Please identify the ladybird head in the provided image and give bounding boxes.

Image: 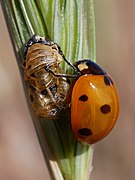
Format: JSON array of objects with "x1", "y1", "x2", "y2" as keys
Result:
[{"x1": 74, "y1": 59, "x2": 106, "y2": 75}]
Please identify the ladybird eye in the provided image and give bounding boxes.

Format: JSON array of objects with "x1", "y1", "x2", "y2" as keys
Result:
[
  {"x1": 78, "y1": 128, "x2": 93, "y2": 136},
  {"x1": 100, "y1": 104, "x2": 111, "y2": 114}
]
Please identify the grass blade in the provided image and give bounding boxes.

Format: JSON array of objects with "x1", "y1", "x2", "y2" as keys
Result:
[{"x1": 1, "y1": 0, "x2": 95, "y2": 179}]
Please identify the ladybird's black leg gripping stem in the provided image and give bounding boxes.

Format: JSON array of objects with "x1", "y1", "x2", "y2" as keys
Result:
[
  {"x1": 57, "y1": 45, "x2": 77, "y2": 72},
  {"x1": 62, "y1": 55, "x2": 77, "y2": 72},
  {"x1": 45, "y1": 66, "x2": 79, "y2": 78}
]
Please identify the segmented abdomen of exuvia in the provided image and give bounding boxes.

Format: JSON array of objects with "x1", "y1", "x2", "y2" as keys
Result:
[
  {"x1": 23, "y1": 43, "x2": 63, "y2": 82},
  {"x1": 29, "y1": 76, "x2": 70, "y2": 119},
  {"x1": 23, "y1": 43, "x2": 70, "y2": 119}
]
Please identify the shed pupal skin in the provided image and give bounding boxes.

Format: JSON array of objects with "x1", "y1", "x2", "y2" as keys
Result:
[{"x1": 22, "y1": 35, "x2": 73, "y2": 119}]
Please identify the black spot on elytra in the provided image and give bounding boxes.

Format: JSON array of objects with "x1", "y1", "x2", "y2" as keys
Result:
[
  {"x1": 30, "y1": 95, "x2": 33, "y2": 102},
  {"x1": 104, "y1": 75, "x2": 113, "y2": 86},
  {"x1": 78, "y1": 128, "x2": 93, "y2": 136},
  {"x1": 100, "y1": 104, "x2": 111, "y2": 114},
  {"x1": 79, "y1": 94, "x2": 88, "y2": 102},
  {"x1": 41, "y1": 89, "x2": 48, "y2": 95}
]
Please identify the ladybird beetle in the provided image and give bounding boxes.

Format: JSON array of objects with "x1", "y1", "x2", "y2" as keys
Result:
[
  {"x1": 22, "y1": 35, "x2": 76, "y2": 119},
  {"x1": 71, "y1": 59, "x2": 119, "y2": 144}
]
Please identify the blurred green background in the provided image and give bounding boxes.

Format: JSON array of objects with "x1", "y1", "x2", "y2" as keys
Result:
[{"x1": 0, "y1": 1, "x2": 134, "y2": 179}]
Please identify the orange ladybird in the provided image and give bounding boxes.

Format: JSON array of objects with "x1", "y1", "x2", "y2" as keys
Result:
[{"x1": 71, "y1": 59, "x2": 119, "y2": 144}]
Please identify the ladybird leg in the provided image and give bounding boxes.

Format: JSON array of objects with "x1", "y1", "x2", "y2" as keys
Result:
[
  {"x1": 56, "y1": 44, "x2": 77, "y2": 72},
  {"x1": 45, "y1": 66, "x2": 78, "y2": 78},
  {"x1": 62, "y1": 55, "x2": 77, "y2": 72}
]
